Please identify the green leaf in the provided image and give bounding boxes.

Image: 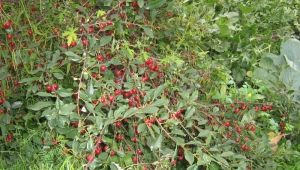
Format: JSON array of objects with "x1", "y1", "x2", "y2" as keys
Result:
[
  {"x1": 220, "y1": 151, "x2": 234, "y2": 157},
  {"x1": 143, "y1": 27, "x2": 154, "y2": 38},
  {"x1": 114, "y1": 105, "x2": 128, "y2": 119},
  {"x1": 146, "y1": 0, "x2": 166, "y2": 9},
  {"x1": 123, "y1": 108, "x2": 137, "y2": 118},
  {"x1": 62, "y1": 27, "x2": 78, "y2": 45},
  {"x1": 57, "y1": 89, "x2": 73, "y2": 97},
  {"x1": 65, "y1": 51, "x2": 81, "y2": 62},
  {"x1": 100, "y1": 36, "x2": 112, "y2": 46},
  {"x1": 138, "y1": 0, "x2": 144, "y2": 7},
  {"x1": 36, "y1": 92, "x2": 55, "y2": 97},
  {"x1": 138, "y1": 123, "x2": 147, "y2": 133},
  {"x1": 137, "y1": 106, "x2": 159, "y2": 114},
  {"x1": 152, "y1": 99, "x2": 169, "y2": 107},
  {"x1": 151, "y1": 134, "x2": 163, "y2": 150},
  {"x1": 190, "y1": 91, "x2": 198, "y2": 101},
  {"x1": 185, "y1": 107, "x2": 196, "y2": 119},
  {"x1": 27, "y1": 101, "x2": 54, "y2": 111},
  {"x1": 153, "y1": 85, "x2": 165, "y2": 100},
  {"x1": 184, "y1": 149, "x2": 195, "y2": 165},
  {"x1": 59, "y1": 103, "x2": 76, "y2": 115}
]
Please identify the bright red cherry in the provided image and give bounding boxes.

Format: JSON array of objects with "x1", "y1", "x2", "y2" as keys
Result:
[
  {"x1": 27, "y1": 29, "x2": 33, "y2": 36},
  {"x1": 86, "y1": 154, "x2": 94, "y2": 162},
  {"x1": 69, "y1": 41, "x2": 77, "y2": 47},
  {"x1": 100, "y1": 65, "x2": 107, "y2": 72},
  {"x1": 131, "y1": 1, "x2": 139, "y2": 8},
  {"x1": 115, "y1": 134, "x2": 124, "y2": 142},
  {"x1": 96, "y1": 54, "x2": 104, "y2": 62},
  {"x1": 82, "y1": 38, "x2": 89, "y2": 47},
  {"x1": 95, "y1": 146, "x2": 102, "y2": 155},
  {"x1": 46, "y1": 85, "x2": 53, "y2": 93},
  {"x1": 114, "y1": 89, "x2": 122, "y2": 96},
  {"x1": 114, "y1": 121, "x2": 122, "y2": 128},
  {"x1": 131, "y1": 137, "x2": 138, "y2": 143},
  {"x1": 110, "y1": 150, "x2": 116, "y2": 157},
  {"x1": 103, "y1": 145, "x2": 109, "y2": 152},
  {"x1": 136, "y1": 149, "x2": 143, "y2": 155},
  {"x1": 224, "y1": 121, "x2": 231, "y2": 127},
  {"x1": 132, "y1": 156, "x2": 138, "y2": 164},
  {"x1": 2, "y1": 20, "x2": 12, "y2": 30},
  {"x1": 6, "y1": 34, "x2": 13, "y2": 40}
]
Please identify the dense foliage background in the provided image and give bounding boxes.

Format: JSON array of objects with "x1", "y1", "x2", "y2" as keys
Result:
[{"x1": 0, "y1": 0, "x2": 300, "y2": 169}]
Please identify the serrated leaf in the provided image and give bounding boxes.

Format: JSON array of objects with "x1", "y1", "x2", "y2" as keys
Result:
[
  {"x1": 27, "y1": 101, "x2": 54, "y2": 111},
  {"x1": 114, "y1": 105, "x2": 128, "y2": 118},
  {"x1": 123, "y1": 108, "x2": 137, "y2": 118},
  {"x1": 151, "y1": 134, "x2": 163, "y2": 150},
  {"x1": 185, "y1": 107, "x2": 196, "y2": 119},
  {"x1": 138, "y1": 123, "x2": 147, "y2": 133},
  {"x1": 57, "y1": 89, "x2": 73, "y2": 97},
  {"x1": 59, "y1": 103, "x2": 76, "y2": 115}
]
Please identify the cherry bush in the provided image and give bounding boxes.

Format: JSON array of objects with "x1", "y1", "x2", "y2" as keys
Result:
[{"x1": 0, "y1": 1, "x2": 299, "y2": 169}]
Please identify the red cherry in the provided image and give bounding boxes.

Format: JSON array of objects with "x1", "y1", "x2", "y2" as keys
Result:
[
  {"x1": 6, "y1": 34, "x2": 13, "y2": 40},
  {"x1": 82, "y1": 38, "x2": 89, "y2": 47},
  {"x1": 108, "y1": 95, "x2": 115, "y2": 103},
  {"x1": 234, "y1": 108, "x2": 240, "y2": 114},
  {"x1": 110, "y1": 150, "x2": 116, "y2": 157},
  {"x1": 103, "y1": 145, "x2": 109, "y2": 152},
  {"x1": 145, "y1": 58, "x2": 153, "y2": 66},
  {"x1": 130, "y1": 88, "x2": 138, "y2": 95},
  {"x1": 96, "y1": 54, "x2": 104, "y2": 62},
  {"x1": 5, "y1": 133, "x2": 13, "y2": 142},
  {"x1": 114, "y1": 89, "x2": 123, "y2": 96},
  {"x1": 0, "y1": 98, "x2": 5, "y2": 105},
  {"x1": 46, "y1": 85, "x2": 53, "y2": 93},
  {"x1": 27, "y1": 29, "x2": 33, "y2": 36},
  {"x1": 235, "y1": 126, "x2": 242, "y2": 134},
  {"x1": 177, "y1": 156, "x2": 184, "y2": 161},
  {"x1": 225, "y1": 132, "x2": 232, "y2": 139},
  {"x1": 123, "y1": 92, "x2": 132, "y2": 98},
  {"x1": 178, "y1": 147, "x2": 184, "y2": 156},
  {"x1": 70, "y1": 121, "x2": 79, "y2": 128},
  {"x1": 8, "y1": 41, "x2": 15, "y2": 50},
  {"x1": 224, "y1": 121, "x2": 231, "y2": 127},
  {"x1": 115, "y1": 134, "x2": 124, "y2": 142},
  {"x1": 86, "y1": 154, "x2": 94, "y2": 163},
  {"x1": 114, "y1": 69, "x2": 123, "y2": 77},
  {"x1": 131, "y1": 1, "x2": 139, "y2": 8},
  {"x1": 95, "y1": 146, "x2": 102, "y2": 155},
  {"x1": 241, "y1": 144, "x2": 250, "y2": 152},
  {"x1": 99, "y1": 23, "x2": 106, "y2": 30},
  {"x1": 2, "y1": 20, "x2": 12, "y2": 30},
  {"x1": 136, "y1": 149, "x2": 143, "y2": 155},
  {"x1": 99, "y1": 96, "x2": 107, "y2": 104},
  {"x1": 261, "y1": 105, "x2": 268, "y2": 112},
  {"x1": 52, "y1": 84, "x2": 59, "y2": 91},
  {"x1": 132, "y1": 156, "x2": 138, "y2": 164},
  {"x1": 128, "y1": 99, "x2": 136, "y2": 107},
  {"x1": 88, "y1": 25, "x2": 94, "y2": 33},
  {"x1": 131, "y1": 137, "x2": 138, "y2": 143},
  {"x1": 114, "y1": 121, "x2": 122, "y2": 128},
  {"x1": 141, "y1": 75, "x2": 149, "y2": 82},
  {"x1": 69, "y1": 41, "x2": 77, "y2": 47},
  {"x1": 100, "y1": 65, "x2": 107, "y2": 72},
  {"x1": 106, "y1": 20, "x2": 113, "y2": 26}
]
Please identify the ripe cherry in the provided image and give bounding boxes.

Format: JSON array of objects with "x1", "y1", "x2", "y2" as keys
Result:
[
  {"x1": 100, "y1": 65, "x2": 107, "y2": 72},
  {"x1": 114, "y1": 89, "x2": 122, "y2": 96},
  {"x1": 136, "y1": 149, "x2": 143, "y2": 155},
  {"x1": 224, "y1": 121, "x2": 231, "y2": 127},
  {"x1": 114, "y1": 121, "x2": 122, "y2": 128},
  {"x1": 115, "y1": 134, "x2": 124, "y2": 142},
  {"x1": 6, "y1": 34, "x2": 13, "y2": 41},
  {"x1": 96, "y1": 54, "x2": 104, "y2": 62},
  {"x1": 241, "y1": 144, "x2": 250, "y2": 152},
  {"x1": 131, "y1": 137, "x2": 138, "y2": 143},
  {"x1": 69, "y1": 41, "x2": 77, "y2": 47},
  {"x1": 103, "y1": 145, "x2": 109, "y2": 152},
  {"x1": 95, "y1": 146, "x2": 102, "y2": 155},
  {"x1": 86, "y1": 154, "x2": 94, "y2": 163},
  {"x1": 234, "y1": 108, "x2": 240, "y2": 114},
  {"x1": 261, "y1": 105, "x2": 268, "y2": 112},
  {"x1": 0, "y1": 98, "x2": 5, "y2": 105},
  {"x1": 99, "y1": 23, "x2": 106, "y2": 30},
  {"x1": 132, "y1": 156, "x2": 138, "y2": 164},
  {"x1": 254, "y1": 106, "x2": 259, "y2": 112},
  {"x1": 177, "y1": 156, "x2": 184, "y2": 161},
  {"x1": 52, "y1": 84, "x2": 59, "y2": 91},
  {"x1": 2, "y1": 20, "x2": 12, "y2": 30},
  {"x1": 99, "y1": 96, "x2": 107, "y2": 104},
  {"x1": 235, "y1": 126, "x2": 242, "y2": 134},
  {"x1": 82, "y1": 38, "x2": 89, "y2": 47},
  {"x1": 27, "y1": 29, "x2": 33, "y2": 36},
  {"x1": 108, "y1": 95, "x2": 115, "y2": 103},
  {"x1": 46, "y1": 85, "x2": 53, "y2": 93},
  {"x1": 110, "y1": 150, "x2": 116, "y2": 157},
  {"x1": 5, "y1": 133, "x2": 13, "y2": 142},
  {"x1": 131, "y1": 1, "x2": 139, "y2": 8}
]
